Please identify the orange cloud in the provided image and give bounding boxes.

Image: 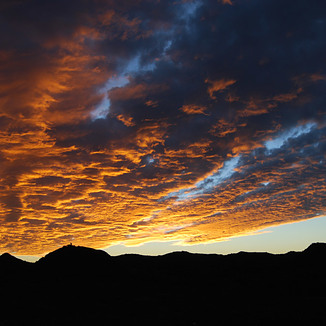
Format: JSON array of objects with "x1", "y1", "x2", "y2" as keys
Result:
[
  {"x1": 240, "y1": 88, "x2": 302, "y2": 117},
  {"x1": 0, "y1": 0, "x2": 325, "y2": 258},
  {"x1": 145, "y1": 100, "x2": 159, "y2": 108},
  {"x1": 205, "y1": 79, "x2": 236, "y2": 99},
  {"x1": 209, "y1": 119, "x2": 237, "y2": 137},
  {"x1": 0, "y1": 122, "x2": 325, "y2": 256},
  {"x1": 180, "y1": 104, "x2": 207, "y2": 115},
  {"x1": 116, "y1": 114, "x2": 135, "y2": 127},
  {"x1": 273, "y1": 89, "x2": 302, "y2": 103},
  {"x1": 220, "y1": 0, "x2": 233, "y2": 5},
  {"x1": 135, "y1": 121, "x2": 169, "y2": 148},
  {"x1": 309, "y1": 74, "x2": 326, "y2": 82}
]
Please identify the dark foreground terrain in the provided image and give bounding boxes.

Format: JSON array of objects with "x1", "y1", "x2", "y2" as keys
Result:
[{"x1": 1, "y1": 243, "x2": 326, "y2": 325}]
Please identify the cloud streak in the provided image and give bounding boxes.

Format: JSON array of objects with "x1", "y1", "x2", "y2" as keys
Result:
[{"x1": 162, "y1": 155, "x2": 241, "y2": 201}]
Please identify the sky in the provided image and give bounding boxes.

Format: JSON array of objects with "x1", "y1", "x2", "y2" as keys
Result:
[{"x1": 1, "y1": 0, "x2": 326, "y2": 258}]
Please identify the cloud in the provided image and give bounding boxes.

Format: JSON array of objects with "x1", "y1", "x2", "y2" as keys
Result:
[
  {"x1": 162, "y1": 155, "x2": 241, "y2": 201},
  {"x1": 220, "y1": 0, "x2": 233, "y2": 5},
  {"x1": 264, "y1": 122, "x2": 317, "y2": 151},
  {"x1": 180, "y1": 104, "x2": 207, "y2": 115},
  {"x1": 0, "y1": 0, "x2": 326, "y2": 254},
  {"x1": 109, "y1": 83, "x2": 167, "y2": 101},
  {"x1": 116, "y1": 114, "x2": 136, "y2": 127},
  {"x1": 205, "y1": 79, "x2": 237, "y2": 100}
]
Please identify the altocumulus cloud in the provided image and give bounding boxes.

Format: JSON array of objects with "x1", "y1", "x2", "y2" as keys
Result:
[{"x1": 0, "y1": 0, "x2": 325, "y2": 254}]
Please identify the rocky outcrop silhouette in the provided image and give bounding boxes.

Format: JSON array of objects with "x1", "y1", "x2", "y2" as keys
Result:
[{"x1": 1, "y1": 243, "x2": 326, "y2": 325}]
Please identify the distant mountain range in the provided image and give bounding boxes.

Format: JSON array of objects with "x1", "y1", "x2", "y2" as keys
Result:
[{"x1": 1, "y1": 243, "x2": 326, "y2": 325}]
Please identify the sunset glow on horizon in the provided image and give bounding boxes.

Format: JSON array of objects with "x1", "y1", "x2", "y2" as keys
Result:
[{"x1": 1, "y1": 0, "x2": 325, "y2": 256}]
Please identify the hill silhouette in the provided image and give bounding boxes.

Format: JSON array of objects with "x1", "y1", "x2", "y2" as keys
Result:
[
  {"x1": 303, "y1": 242, "x2": 326, "y2": 255},
  {"x1": 1, "y1": 243, "x2": 326, "y2": 325},
  {"x1": 0, "y1": 252, "x2": 30, "y2": 267},
  {"x1": 36, "y1": 244, "x2": 111, "y2": 275}
]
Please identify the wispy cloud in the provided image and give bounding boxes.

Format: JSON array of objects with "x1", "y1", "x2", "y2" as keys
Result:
[
  {"x1": 265, "y1": 122, "x2": 317, "y2": 152},
  {"x1": 162, "y1": 155, "x2": 241, "y2": 202}
]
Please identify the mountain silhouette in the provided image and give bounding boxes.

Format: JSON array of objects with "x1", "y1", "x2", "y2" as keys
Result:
[
  {"x1": 303, "y1": 242, "x2": 326, "y2": 255},
  {"x1": 0, "y1": 252, "x2": 24, "y2": 265},
  {"x1": 0, "y1": 252, "x2": 32, "y2": 276},
  {"x1": 36, "y1": 244, "x2": 111, "y2": 275},
  {"x1": 1, "y1": 243, "x2": 326, "y2": 326}
]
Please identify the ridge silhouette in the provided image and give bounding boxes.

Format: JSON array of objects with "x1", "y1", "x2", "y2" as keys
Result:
[
  {"x1": 303, "y1": 241, "x2": 326, "y2": 255},
  {"x1": 0, "y1": 252, "x2": 32, "y2": 274},
  {"x1": 1, "y1": 243, "x2": 326, "y2": 325},
  {"x1": 36, "y1": 244, "x2": 111, "y2": 275},
  {"x1": 0, "y1": 252, "x2": 26, "y2": 265}
]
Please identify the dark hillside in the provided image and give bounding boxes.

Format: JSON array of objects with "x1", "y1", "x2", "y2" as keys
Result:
[
  {"x1": 1, "y1": 244, "x2": 326, "y2": 325},
  {"x1": 36, "y1": 244, "x2": 111, "y2": 276}
]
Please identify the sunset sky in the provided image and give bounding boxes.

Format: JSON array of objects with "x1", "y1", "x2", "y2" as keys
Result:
[{"x1": 1, "y1": 0, "x2": 326, "y2": 258}]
